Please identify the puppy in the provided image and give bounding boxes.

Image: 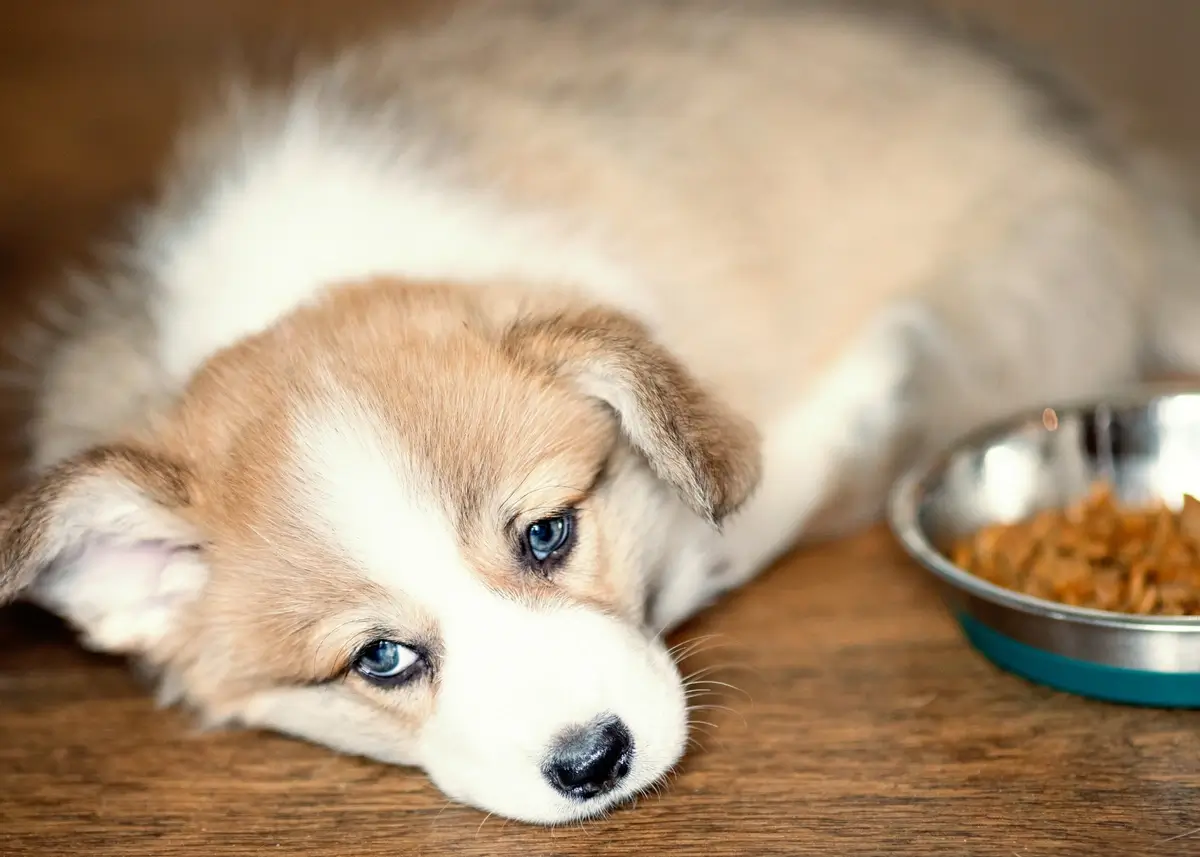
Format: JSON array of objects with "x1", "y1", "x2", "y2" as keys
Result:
[{"x1": 2, "y1": 0, "x2": 1199, "y2": 825}]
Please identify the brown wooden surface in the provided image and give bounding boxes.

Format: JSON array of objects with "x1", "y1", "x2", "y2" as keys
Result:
[{"x1": 2, "y1": 3, "x2": 1200, "y2": 855}]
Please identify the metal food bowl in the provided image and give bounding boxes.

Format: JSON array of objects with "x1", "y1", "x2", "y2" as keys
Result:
[{"x1": 888, "y1": 384, "x2": 1200, "y2": 708}]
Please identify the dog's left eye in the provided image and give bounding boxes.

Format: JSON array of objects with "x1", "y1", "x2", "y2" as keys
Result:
[
  {"x1": 524, "y1": 513, "x2": 575, "y2": 564},
  {"x1": 353, "y1": 640, "x2": 423, "y2": 686}
]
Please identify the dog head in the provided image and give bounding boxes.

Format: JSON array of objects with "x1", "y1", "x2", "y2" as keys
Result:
[{"x1": 0, "y1": 279, "x2": 760, "y2": 824}]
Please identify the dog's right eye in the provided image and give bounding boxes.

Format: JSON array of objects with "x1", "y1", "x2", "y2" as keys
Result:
[
  {"x1": 526, "y1": 515, "x2": 572, "y2": 561},
  {"x1": 519, "y1": 510, "x2": 577, "y2": 575},
  {"x1": 353, "y1": 640, "x2": 424, "y2": 687}
]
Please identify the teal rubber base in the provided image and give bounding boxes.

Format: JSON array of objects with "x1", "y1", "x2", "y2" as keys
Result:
[{"x1": 958, "y1": 615, "x2": 1200, "y2": 709}]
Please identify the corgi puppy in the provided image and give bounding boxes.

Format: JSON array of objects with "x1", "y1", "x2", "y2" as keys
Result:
[{"x1": 2, "y1": 0, "x2": 1199, "y2": 825}]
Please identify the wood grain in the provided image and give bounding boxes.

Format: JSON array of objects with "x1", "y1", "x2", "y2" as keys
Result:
[{"x1": 1, "y1": 2, "x2": 1199, "y2": 855}]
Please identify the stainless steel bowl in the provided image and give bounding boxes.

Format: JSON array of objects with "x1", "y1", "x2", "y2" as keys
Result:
[{"x1": 888, "y1": 384, "x2": 1200, "y2": 707}]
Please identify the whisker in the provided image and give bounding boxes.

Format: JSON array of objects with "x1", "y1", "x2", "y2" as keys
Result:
[
  {"x1": 431, "y1": 799, "x2": 454, "y2": 826},
  {"x1": 683, "y1": 674, "x2": 752, "y2": 703},
  {"x1": 687, "y1": 702, "x2": 748, "y2": 729},
  {"x1": 500, "y1": 482, "x2": 587, "y2": 516},
  {"x1": 683, "y1": 662, "x2": 760, "y2": 680},
  {"x1": 667, "y1": 633, "x2": 723, "y2": 658},
  {"x1": 687, "y1": 703, "x2": 741, "y2": 713},
  {"x1": 684, "y1": 678, "x2": 744, "y2": 692},
  {"x1": 474, "y1": 811, "x2": 494, "y2": 837},
  {"x1": 667, "y1": 635, "x2": 733, "y2": 664},
  {"x1": 1160, "y1": 827, "x2": 1200, "y2": 844},
  {"x1": 683, "y1": 678, "x2": 753, "y2": 701}
]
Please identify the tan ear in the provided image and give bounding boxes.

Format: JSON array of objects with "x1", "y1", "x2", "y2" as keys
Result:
[
  {"x1": 0, "y1": 444, "x2": 207, "y2": 653},
  {"x1": 504, "y1": 308, "x2": 761, "y2": 524}
]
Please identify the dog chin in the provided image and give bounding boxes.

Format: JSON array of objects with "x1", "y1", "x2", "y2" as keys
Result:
[{"x1": 431, "y1": 762, "x2": 679, "y2": 827}]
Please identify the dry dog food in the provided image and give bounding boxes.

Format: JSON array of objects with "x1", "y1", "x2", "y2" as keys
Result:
[{"x1": 950, "y1": 482, "x2": 1200, "y2": 616}]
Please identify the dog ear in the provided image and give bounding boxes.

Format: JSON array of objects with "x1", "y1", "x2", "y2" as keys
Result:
[
  {"x1": 504, "y1": 308, "x2": 761, "y2": 525},
  {"x1": 0, "y1": 444, "x2": 207, "y2": 654}
]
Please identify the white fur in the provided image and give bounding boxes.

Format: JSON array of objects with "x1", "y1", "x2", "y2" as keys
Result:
[
  {"x1": 29, "y1": 477, "x2": 207, "y2": 653},
  {"x1": 146, "y1": 96, "x2": 653, "y2": 386},
  {"x1": 280, "y1": 389, "x2": 687, "y2": 824}
]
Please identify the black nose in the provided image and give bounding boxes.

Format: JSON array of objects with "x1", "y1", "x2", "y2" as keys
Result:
[{"x1": 543, "y1": 717, "x2": 634, "y2": 800}]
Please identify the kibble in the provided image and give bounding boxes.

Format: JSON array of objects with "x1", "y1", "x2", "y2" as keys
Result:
[{"x1": 950, "y1": 482, "x2": 1200, "y2": 616}]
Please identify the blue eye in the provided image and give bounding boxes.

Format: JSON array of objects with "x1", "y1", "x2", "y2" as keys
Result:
[
  {"x1": 354, "y1": 640, "x2": 422, "y2": 685},
  {"x1": 525, "y1": 514, "x2": 574, "y2": 563}
]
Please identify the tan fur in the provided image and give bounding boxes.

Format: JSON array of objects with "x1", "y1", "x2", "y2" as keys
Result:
[
  {"x1": 318, "y1": 0, "x2": 1144, "y2": 423},
  {"x1": 10, "y1": 277, "x2": 737, "y2": 727},
  {"x1": 504, "y1": 307, "x2": 761, "y2": 523}
]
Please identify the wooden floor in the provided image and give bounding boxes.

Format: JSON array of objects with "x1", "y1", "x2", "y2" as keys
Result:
[{"x1": 2, "y1": 2, "x2": 1200, "y2": 855}]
